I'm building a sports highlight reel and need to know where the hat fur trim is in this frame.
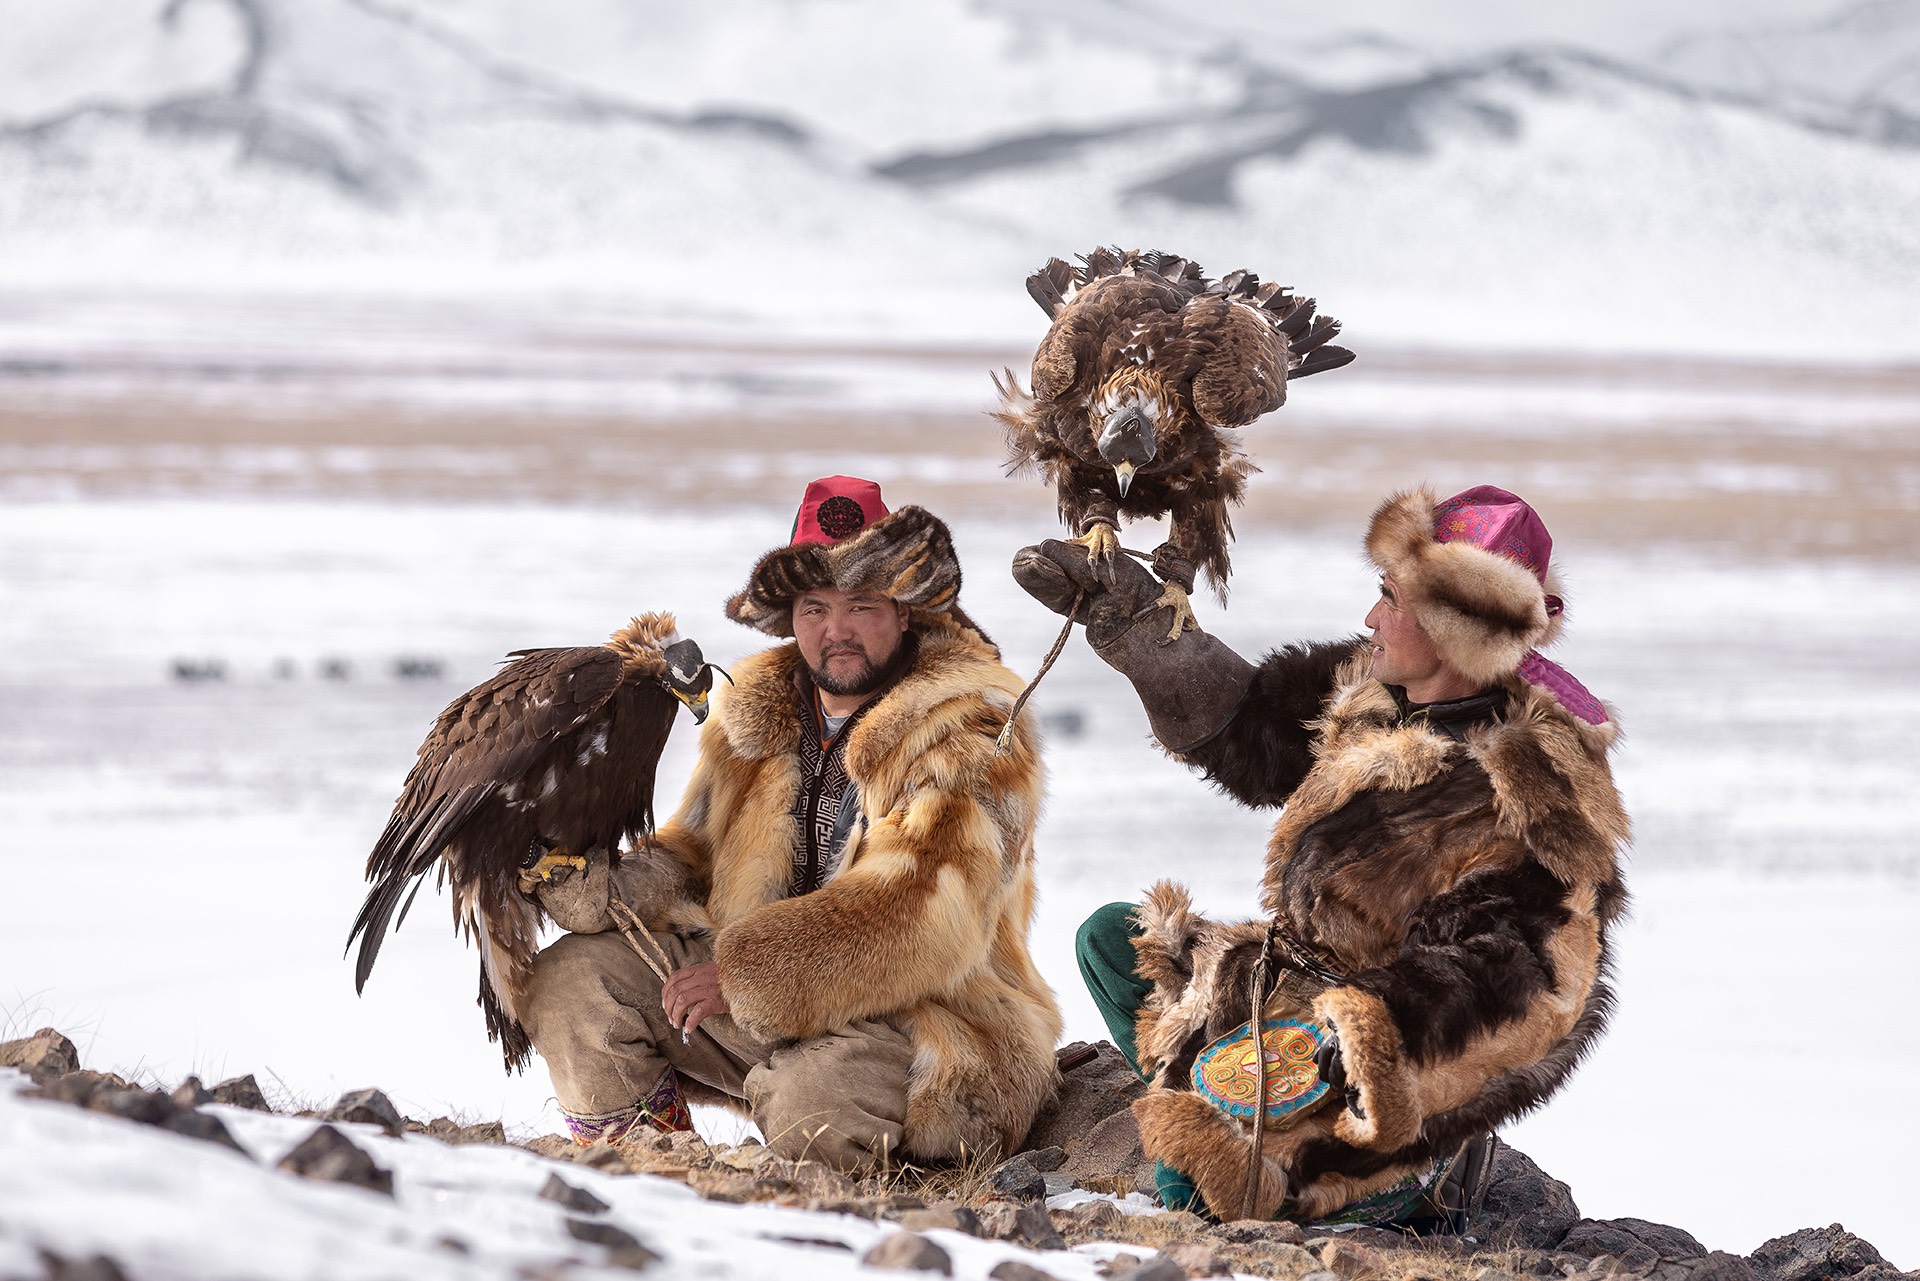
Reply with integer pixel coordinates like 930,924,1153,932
1365,487,1565,686
725,505,963,637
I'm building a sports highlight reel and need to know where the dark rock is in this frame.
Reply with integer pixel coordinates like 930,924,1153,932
0,1028,81,1085
1562,1219,1708,1271
1213,1219,1309,1246
210,1074,270,1111
540,1172,610,1214
566,1218,646,1250
1750,1227,1889,1281
91,1086,178,1126
1479,1141,1581,1250
160,1109,249,1155
1065,1107,1155,1197
989,1262,1064,1281
1319,1237,1387,1277
899,1205,982,1236
325,1088,405,1136
170,1076,212,1109
1024,1040,1149,1150
687,1169,799,1203
1119,1260,1188,1281
425,1117,507,1145
1684,1253,1763,1281
29,1070,113,1108
1507,1249,1593,1278
1017,1145,1068,1173
565,1217,663,1267
1333,1225,1428,1254
860,1230,952,1274
990,1155,1047,1202
1054,1199,1125,1234
1159,1240,1233,1275
276,1124,394,1196
977,1201,1066,1250
37,1251,130,1281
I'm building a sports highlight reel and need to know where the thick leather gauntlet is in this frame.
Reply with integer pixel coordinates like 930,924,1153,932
532,847,616,934
1012,540,1255,753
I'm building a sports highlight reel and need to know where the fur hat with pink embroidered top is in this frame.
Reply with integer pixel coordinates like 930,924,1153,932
1366,484,1608,725
725,475,966,639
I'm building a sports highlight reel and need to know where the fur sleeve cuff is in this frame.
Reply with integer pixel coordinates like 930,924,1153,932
1315,985,1422,1151
1133,1090,1289,1221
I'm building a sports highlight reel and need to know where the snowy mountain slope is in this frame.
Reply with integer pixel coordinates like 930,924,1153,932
1657,0,1920,118
0,0,1916,353
909,48,1920,356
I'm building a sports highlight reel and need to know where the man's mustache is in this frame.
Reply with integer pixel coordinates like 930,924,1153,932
822,642,869,660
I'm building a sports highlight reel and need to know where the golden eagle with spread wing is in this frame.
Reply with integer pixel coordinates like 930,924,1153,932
995,247,1355,636
347,613,720,1071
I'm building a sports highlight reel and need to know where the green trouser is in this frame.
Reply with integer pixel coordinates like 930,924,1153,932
1075,901,1207,1214
1075,901,1154,1079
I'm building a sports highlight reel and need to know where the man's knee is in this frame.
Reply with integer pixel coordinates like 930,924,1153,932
1076,901,1143,983
746,1021,913,1174
522,931,642,1042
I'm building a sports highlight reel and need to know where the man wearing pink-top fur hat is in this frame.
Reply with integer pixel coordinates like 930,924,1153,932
1013,485,1629,1231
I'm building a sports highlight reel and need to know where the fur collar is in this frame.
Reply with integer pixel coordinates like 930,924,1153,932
1263,654,1628,909
709,615,1014,768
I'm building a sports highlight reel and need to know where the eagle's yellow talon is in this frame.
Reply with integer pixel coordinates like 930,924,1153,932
517,849,587,893
1069,523,1121,582
1136,582,1197,644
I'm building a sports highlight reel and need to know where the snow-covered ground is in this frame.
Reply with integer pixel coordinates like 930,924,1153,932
1,497,1915,1265
0,1070,1166,1281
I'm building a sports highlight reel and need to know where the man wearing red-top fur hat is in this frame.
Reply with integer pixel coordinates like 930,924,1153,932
520,477,1061,1172
1014,485,1629,1230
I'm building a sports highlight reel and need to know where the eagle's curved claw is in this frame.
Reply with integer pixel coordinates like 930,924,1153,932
517,847,588,894
1069,522,1122,584
1135,581,1198,644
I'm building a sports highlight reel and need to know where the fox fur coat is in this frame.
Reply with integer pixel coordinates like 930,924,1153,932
1129,641,1631,1221
646,612,1062,1162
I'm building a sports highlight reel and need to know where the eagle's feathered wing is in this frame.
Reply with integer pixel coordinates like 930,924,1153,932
348,613,686,1072
998,248,1355,600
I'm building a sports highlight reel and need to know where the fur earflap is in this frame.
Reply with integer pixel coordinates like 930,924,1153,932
725,505,963,637
1365,487,1564,685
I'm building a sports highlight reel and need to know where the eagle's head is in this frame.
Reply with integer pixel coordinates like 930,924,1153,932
610,615,727,724
660,638,725,725
1091,366,1171,497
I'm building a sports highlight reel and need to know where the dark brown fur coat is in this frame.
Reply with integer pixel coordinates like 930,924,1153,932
1130,642,1629,1220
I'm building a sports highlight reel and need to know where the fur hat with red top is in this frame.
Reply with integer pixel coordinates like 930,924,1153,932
726,476,965,637
1366,484,1608,725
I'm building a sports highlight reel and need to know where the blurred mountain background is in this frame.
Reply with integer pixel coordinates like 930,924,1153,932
3,0,1918,354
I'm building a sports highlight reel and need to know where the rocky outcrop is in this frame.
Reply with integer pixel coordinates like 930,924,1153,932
4,1032,1912,1281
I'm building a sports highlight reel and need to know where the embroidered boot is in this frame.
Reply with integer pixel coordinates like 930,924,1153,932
562,1068,694,1145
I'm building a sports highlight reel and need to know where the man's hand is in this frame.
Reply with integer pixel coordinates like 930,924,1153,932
661,961,730,1038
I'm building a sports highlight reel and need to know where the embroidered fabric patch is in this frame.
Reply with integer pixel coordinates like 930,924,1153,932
1191,1018,1328,1121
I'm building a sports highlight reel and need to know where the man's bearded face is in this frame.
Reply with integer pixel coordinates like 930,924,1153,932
793,588,910,698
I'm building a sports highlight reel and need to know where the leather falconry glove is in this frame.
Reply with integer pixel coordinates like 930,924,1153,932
1011,539,1256,754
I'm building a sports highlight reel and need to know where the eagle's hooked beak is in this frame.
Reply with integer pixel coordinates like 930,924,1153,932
672,688,710,725
1113,460,1136,497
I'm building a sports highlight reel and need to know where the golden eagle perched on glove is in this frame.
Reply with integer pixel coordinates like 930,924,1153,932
995,247,1354,637
347,613,720,1071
